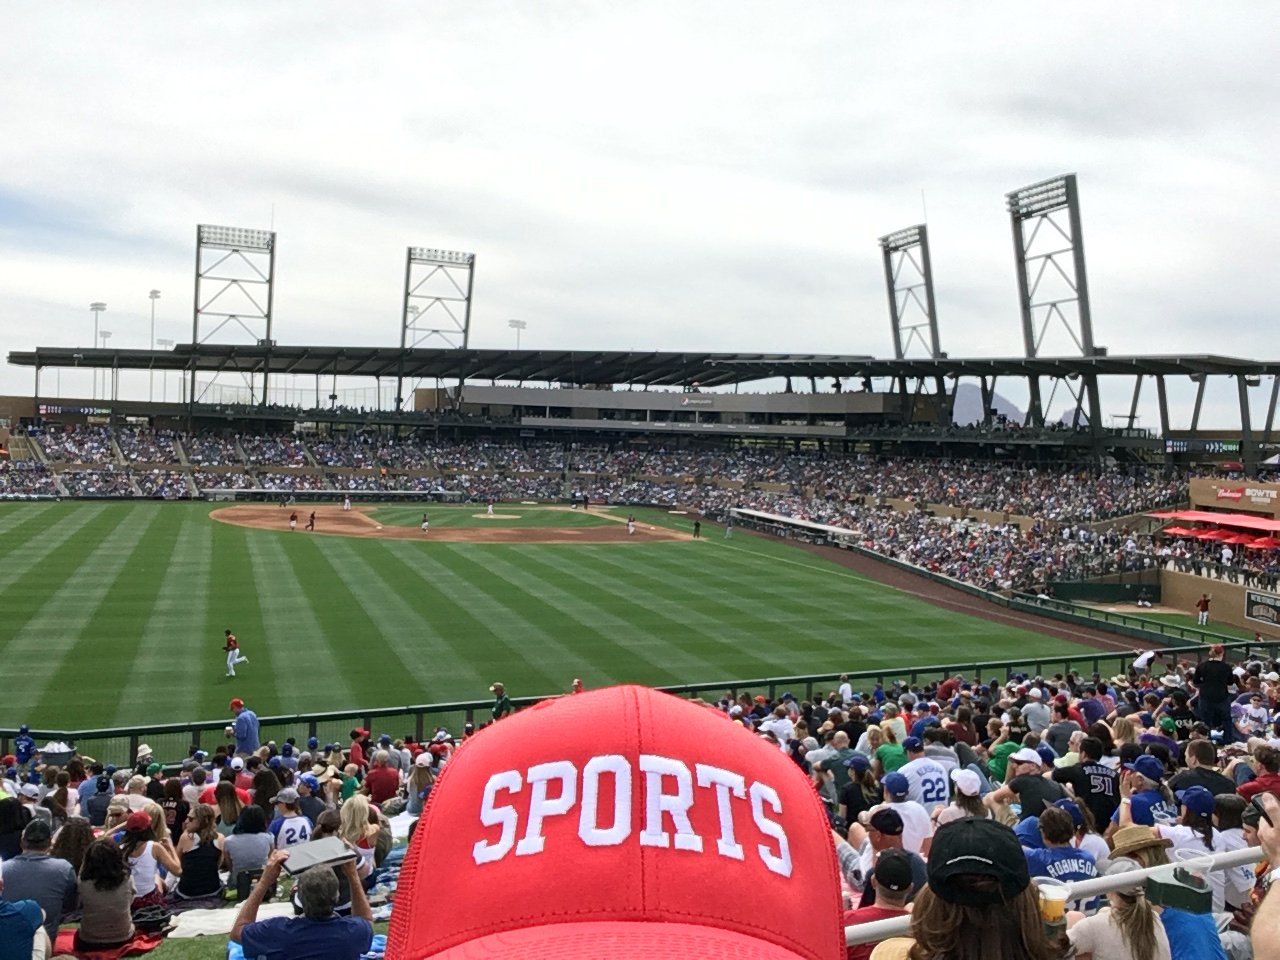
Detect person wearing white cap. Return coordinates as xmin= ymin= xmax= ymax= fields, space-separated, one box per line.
xmin=1022 ymin=687 xmax=1051 ymax=734
xmin=934 ymin=769 xmax=991 ymax=827
xmin=983 ymin=747 xmax=1065 ymax=821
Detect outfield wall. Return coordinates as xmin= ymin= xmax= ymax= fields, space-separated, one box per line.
xmin=1162 ymin=569 xmax=1280 ymax=636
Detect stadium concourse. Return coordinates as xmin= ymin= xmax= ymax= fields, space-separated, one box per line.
xmin=10 ymin=656 xmax=1280 ymax=958
xmin=0 ymin=424 xmax=1224 ymax=599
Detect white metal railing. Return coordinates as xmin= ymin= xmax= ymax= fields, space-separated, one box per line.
xmin=845 ymin=845 xmax=1264 ymax=946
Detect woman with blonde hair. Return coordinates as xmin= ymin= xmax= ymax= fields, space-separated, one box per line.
xmin=339 ymin=795 xmax=380 ymax=880
xmin=102 ymin=796 xmax=132 ymax=837
xmin=881 ymin=702 xmax=908 ymax=744
xmin=855 ymin=723 xmax=883 ymax=756
xmin=874 ymin=722 xmax=907 ymax=775
xmin=214 ymin=780 xmax=244 ymax=837
xmin=173 ymin=803 xmax=224 ymax=899
xmin=406 ymin=755 xmax=437 ymax=817
xmin=1110 ymin=716 xmax=1138 ymax=749
xmin=1067 ymin=858 xmax=1170 ymax=960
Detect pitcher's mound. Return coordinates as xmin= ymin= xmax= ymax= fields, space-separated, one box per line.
xmin=474 ymin=513 xmax=521 ymax=520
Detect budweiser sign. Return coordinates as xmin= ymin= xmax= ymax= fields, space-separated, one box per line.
xmin=1217 ymin=488 xmax=1244 ymax=501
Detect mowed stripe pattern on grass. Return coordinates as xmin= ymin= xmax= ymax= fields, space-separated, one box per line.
xmin=0 ymin=502 xmax=1097 ymax=729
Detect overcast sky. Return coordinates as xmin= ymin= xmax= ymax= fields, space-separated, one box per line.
xmin=1 ymin=3 xmax=1276 ymax=428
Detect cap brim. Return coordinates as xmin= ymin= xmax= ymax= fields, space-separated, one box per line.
xmin=416 ymin=920 xmax=821 ymax=960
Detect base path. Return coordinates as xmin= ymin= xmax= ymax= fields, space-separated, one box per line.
xmin=209 ymin=505 xmax=690 ymax=544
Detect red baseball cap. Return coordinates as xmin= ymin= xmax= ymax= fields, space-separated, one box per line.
xmin=229 ymin=698 xmax=244 ymax=710
xmin=387 ymin=685 xmax=843 ymax=960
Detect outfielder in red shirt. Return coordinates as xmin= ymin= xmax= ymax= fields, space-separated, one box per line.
xmin=224 ymin=629 xmax=249 ymax=677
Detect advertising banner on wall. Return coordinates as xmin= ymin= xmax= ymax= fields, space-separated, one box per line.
xmin=1190 ymin=478 xmax=1280 ymax=519
xmin=1245 ymin=591 xmax=1280 ymax=627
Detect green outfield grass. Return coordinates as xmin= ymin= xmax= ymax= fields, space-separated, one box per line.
xmin=370 ymin=502 xmax=620 ymax=529
xmin=1113 ymin=610 xmax=1263 ymax=642
xmin=0 ymin=500 xmax=1098 ymax=731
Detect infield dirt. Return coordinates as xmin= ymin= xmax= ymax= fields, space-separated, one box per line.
xmin=210 ymin=504 xmax=690 ymax=544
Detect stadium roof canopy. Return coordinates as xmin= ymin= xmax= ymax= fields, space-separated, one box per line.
xmin=8 ymin=345 xmax=1279 ymax=388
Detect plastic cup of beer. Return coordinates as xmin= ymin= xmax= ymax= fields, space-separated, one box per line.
xmin=1033 ymin=877 xmax=1071 ymax=923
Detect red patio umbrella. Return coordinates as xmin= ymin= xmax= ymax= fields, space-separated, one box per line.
xmin=1247 ymin=536 xmax=1280 ymax=550
xmin=1160 ymin=526 xmax=1193 ymax=536
xmin=1198 ymin=529 xmax=1236 ymax=540
xmin=1223 ymin=533 xmax=1257 ymax=545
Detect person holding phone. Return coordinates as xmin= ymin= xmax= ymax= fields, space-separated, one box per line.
xmin=231 ymin=848 xmax=372 ymax=959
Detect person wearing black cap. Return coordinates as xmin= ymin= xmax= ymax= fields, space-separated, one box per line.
xmin=842 ymin=850 xmax=914 ymax=960
xmin=843 ymin=808 xmax=928 ymax=910
xmin=872 ymin=817 xmax=1060 ymax=960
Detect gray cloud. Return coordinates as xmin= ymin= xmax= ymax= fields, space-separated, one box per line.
xmin=0 ymin=1 xmax=1276 ymax=431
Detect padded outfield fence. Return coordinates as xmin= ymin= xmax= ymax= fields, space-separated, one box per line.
xmin=5 ymin=636 xmax=1279 ymax=773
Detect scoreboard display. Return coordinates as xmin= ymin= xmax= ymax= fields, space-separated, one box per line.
xmin=1164 ymin=438 xmax=1241 ymax=455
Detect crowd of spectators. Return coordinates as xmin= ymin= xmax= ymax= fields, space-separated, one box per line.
xmin=115 ymin=428 xmax=179 ymax=464
xmin=11 ymin=427 xmax=1277 ymax=596
xmin=256 ymin=473 xmax=329 ymax=492
xmin=189 ymin=471 xmax=253 ymax=491
xmin=0 ymin=462 xmax=59 ymax=498
xmin=134 ymin=470 xmax=190 ymax=499
xmin=58 ymin=470 xmax=136 ymax=497
xmin=185 ymin=433 xmax=241 ymax=467
xmin=12 ymin=651 xmax=1280 ymax=958
xmin=31 ymin=426 xmax=115 ymax=465
xmin=238 ymin=435 xmax=309 ymax=467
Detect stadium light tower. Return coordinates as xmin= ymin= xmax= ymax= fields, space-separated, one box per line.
xmin=89 ymin=301 xmax=106 ymax=398
xmin=879 ymin=225 xmax=941 ymax=360
xmin=508 ymin=318 xmax=527 ymax=349
xmin=396 ymin=246 xmax=476 ymax=409
xmin=193 ymin=224 xmax=276 ymax=407
xmin=149 ymin=289 xmax=161 ymax=401
xmin=1006 ymin=173 xmax=1100 ymax=435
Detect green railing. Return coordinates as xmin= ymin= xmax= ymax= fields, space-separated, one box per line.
xmin=1010 ymin=594 xmax=1244 ymax=649
xmin=6 ymin=640 xmax=1279 ymax=770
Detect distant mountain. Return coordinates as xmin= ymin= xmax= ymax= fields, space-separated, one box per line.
xmin=950 ymin=382 xmax=1025 ymax=426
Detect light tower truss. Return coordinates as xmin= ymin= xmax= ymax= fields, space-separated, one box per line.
xmin=1006 ymin=175 xmax=1100 ymax=435
xmin=396 ymin=247 xmax=475 ymax=409
xmin=878 ymin=224 xmax=948 ymax=424
xmin=191 ymin=224 xmax=277 ymax=406
xmin=879 ymin=224 xmax=941 ymax=360
xmin=1006 ymin=174 xmax=1095 ymax=358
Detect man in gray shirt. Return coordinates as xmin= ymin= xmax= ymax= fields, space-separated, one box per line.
xmin=1045 ymin=701 xmax=1082 ymax=758
xmin=1022 ymin=688 xmax=1052 ymax=735
xmin=0 ymin=820 xmax=77 ymax=941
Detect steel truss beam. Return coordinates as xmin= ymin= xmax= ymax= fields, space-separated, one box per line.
xmin=879 ymin=225 xmax=941 ymax=360
xmin=1007 ymin=175 xmax=1102 ymax=455
xmin=192 ymin=224 xmax=276 ymax=411
xmin=396 ymin=247 xmax=475 ymax=410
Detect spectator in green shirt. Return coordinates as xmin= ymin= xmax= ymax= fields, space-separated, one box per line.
xmin=489 ymin=682 xmax=514 ymax=721
xmin=875 ymin=728 xmax=908 ymax=775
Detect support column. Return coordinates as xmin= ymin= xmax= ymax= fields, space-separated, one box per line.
xmin=1240 ymin=375 xmax=1257 ymax=478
